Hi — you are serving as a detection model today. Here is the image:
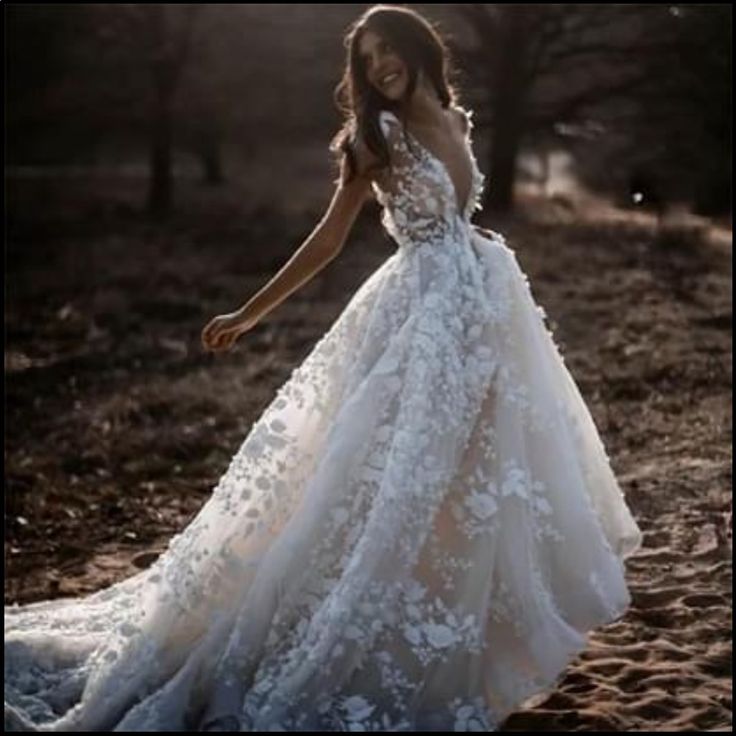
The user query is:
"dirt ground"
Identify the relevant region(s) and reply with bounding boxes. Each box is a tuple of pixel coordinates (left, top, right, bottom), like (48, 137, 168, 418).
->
(5, 170, 732, 731)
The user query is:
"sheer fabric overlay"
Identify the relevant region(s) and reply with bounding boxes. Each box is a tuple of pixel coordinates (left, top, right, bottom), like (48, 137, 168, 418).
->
(5, 107, 642, 732)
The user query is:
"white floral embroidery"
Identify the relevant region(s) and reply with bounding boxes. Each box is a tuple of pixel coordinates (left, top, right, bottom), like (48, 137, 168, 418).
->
(466, 486, 499, 520)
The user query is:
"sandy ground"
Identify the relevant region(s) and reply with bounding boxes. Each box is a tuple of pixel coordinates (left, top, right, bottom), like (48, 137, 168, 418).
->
(5, 171, 732, 731)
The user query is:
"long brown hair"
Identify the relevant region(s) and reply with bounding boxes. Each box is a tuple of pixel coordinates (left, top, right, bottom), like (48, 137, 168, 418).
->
(330, 5, 459, 185)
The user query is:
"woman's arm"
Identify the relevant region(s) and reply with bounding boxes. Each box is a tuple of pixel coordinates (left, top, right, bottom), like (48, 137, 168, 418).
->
(202, 160, 374, 352)
(237, 174, 371, 320)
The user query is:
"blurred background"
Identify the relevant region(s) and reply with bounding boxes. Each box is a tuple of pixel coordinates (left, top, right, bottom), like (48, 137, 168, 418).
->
(5, 4, 732, 217)
(5, 3, 731, 215)
(4, 5, 732, 730)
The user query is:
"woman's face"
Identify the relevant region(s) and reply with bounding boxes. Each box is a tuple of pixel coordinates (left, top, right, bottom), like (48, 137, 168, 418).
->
(357, 29, 410, 101)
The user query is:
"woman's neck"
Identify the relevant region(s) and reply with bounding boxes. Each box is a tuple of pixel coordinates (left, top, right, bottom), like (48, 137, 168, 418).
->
(399, 76, 449, 131)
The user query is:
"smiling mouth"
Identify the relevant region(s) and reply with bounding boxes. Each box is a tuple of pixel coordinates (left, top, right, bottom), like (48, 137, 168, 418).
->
(379, 71, 401, 90)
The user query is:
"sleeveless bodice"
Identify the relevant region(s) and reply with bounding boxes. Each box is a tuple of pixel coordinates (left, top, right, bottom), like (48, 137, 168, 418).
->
(371, 108, 486, 251)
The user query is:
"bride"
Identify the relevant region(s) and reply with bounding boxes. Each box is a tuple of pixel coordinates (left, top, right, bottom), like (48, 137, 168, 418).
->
(5, 5, 642, 732)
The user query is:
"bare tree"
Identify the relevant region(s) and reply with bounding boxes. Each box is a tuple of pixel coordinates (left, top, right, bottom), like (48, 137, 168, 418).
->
(178, 8, 243, 187)
(93, 5, 204, 218)
(451, 4, 676, 212)
(141, 5, 202, 217)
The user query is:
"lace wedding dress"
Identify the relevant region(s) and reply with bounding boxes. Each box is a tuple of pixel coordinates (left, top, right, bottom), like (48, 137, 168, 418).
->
(5, 107, 642, 732)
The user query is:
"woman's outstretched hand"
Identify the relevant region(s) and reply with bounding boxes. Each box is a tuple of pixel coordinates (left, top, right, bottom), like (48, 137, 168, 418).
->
(201, 310, 257, 353)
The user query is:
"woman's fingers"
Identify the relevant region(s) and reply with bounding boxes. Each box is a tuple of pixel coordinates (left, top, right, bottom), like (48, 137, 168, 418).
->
(202, 310, 252, 352)
(203, 329, 218, 351)
(222, 329, 238, 349)
(202, 320, 219, 347)
(203, 324, 239, 352)
(211, 330, 226, 349)
(202, 313, 249, 352)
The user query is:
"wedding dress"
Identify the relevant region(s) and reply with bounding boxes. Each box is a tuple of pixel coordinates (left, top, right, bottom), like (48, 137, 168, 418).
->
(5, 107, 642, 732)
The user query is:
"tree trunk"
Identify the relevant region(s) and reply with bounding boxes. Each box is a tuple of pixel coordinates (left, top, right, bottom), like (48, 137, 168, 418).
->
(147, 94, 174, 218)
(143, 5, 199, 218)
(197, 128, 225, 185)
(484, 9, 530, 213)
(486, 98, 524, 212)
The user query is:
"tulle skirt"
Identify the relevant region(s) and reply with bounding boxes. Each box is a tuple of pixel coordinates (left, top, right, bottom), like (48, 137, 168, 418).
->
(5, 227, 642, 731)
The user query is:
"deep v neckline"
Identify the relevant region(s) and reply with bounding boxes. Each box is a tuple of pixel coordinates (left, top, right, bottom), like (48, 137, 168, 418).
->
(402, 109, 475, 216)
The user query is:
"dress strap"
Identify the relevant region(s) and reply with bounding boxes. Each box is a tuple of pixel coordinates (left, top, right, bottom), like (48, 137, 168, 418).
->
(378, 109, 402, 137)
(452, 105, 475, 137)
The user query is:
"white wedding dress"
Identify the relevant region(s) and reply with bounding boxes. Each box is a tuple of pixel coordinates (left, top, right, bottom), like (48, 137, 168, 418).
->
(5, 108, 642, 732)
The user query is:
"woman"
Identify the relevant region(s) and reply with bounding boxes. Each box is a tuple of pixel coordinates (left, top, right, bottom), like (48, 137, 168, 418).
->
(5, 5, 642, 732)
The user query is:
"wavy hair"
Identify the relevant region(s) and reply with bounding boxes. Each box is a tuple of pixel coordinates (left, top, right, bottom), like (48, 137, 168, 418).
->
(330, 5, 459, 185)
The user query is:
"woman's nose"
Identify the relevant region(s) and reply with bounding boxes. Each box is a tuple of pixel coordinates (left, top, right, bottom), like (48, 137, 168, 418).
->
(368, 52, 386, 73)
